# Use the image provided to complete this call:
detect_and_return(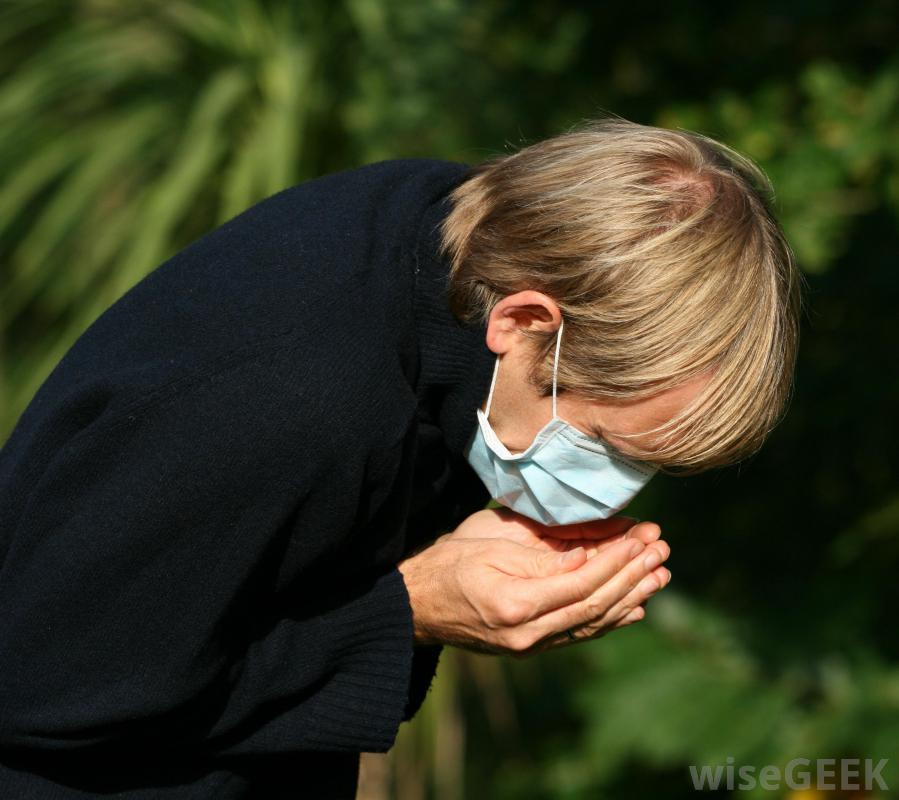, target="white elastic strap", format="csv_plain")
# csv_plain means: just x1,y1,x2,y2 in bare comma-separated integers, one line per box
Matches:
552,318,563,418
484,351,501,418
486,318,564,419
